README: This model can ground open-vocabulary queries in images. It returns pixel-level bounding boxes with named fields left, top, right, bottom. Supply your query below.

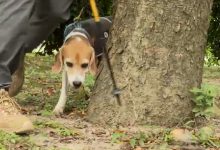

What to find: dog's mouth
left=73, top=84, right=81, bottom=89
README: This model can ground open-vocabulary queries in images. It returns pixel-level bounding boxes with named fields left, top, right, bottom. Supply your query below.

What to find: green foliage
left=0, top=130, right=37, bottom=149
left=111, top=132, right=125, bottom=143
left=129, top=132, right=147, bottom=148
left=40, top=109, right=54, bottom=117
left=65, top=73, right=95, bottom=112
left=208, top=0, right=220, bottom=59
left=84, top=73, right=95, bottom=94
left=0, top=131, right=21, bottom=149
left=196, top=126, right=220, bottom=148
left=71, top=98, right=89, bottom=111
left=163, top=130, right=174, bottom=143
left=34, top=120, right=62, bottom=129
left=85, top=73, right=95, bottom=89
left=197, top=127, right=214, bottom=143
left=129, top=138, right=137, bottom=148
left=111, top=131, right=148, bottom=148
left=204, top=46, right=219, bottom=67
left=190, top=84, right=219, bottom=118
left=56, top=127, right=74, bottom=137
left=203, top=66, right=220, bottom=79
left=34, top=120, right=75, bottom=137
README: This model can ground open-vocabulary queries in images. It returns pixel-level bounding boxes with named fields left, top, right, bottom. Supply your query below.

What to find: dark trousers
left=0, top=0, right=73, bottom=88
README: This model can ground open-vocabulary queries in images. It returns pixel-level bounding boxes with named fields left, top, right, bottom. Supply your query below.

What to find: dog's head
left=52, top=36, right=97, bottom=88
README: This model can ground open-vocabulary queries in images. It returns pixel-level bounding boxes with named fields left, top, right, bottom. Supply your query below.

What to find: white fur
left=53, top=71, right=68, bottom=115
left=67, top=73, right=85, bottom=87
left=63, top=59, right=88, bottom=86
left=53, top=58, right=89, bottom=115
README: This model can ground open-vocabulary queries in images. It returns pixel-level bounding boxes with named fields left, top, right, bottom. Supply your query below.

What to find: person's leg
left=0, top=0, right=35, bottom=133
left=0, top=0, right=34, bottom=88
left=0, top=0, right=73, bottom=88
left=25, top=0, right=73, bottom=51
left=8, top=0, right=73, bottom=96
left=0, top=0, right=73, bottom=133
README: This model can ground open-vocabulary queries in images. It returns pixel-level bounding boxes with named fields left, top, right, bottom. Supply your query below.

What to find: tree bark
left=88, top=0, right=213, bottom=126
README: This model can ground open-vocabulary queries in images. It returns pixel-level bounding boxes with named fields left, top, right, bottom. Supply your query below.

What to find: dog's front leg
left=53, top=71, right=68, bottom=116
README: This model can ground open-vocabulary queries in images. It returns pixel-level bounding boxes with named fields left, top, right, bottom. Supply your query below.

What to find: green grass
left=203, top=66, right=220, bottom=79
left=5, top=54, right=220, bottom=150
left=34, top=120, right=76, bottom=137
left=0, top=119, right=79, bottom=149
left=191, top=83, right=220, bottom=118
left=0, top=130, right=38, bottom=149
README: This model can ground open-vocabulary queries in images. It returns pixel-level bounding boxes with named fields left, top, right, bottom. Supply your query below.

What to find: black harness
left=63, top=17, right=111, bottom=57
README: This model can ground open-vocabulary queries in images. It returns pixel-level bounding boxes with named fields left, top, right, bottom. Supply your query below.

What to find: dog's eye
left=66, top=62, right=73, bottom=67
left=81, top=63, right=88, bottom=69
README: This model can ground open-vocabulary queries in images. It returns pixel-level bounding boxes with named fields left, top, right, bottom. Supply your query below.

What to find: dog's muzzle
left=72, top=81, right=82, bottom=88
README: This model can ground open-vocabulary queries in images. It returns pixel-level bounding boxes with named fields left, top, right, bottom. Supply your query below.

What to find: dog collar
left=64, top=28, right=93, bottom=46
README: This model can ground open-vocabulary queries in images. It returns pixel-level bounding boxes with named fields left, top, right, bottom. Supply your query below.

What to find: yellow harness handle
left=89, top=0, right=100, bottom=22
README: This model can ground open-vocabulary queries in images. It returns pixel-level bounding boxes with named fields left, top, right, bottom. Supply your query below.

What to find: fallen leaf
left=46, top=87, right=55, bottom=96
left=170, top=128, right=195, bottom=143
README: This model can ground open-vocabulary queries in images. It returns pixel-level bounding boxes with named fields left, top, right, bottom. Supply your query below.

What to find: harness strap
left=64, top=28, right=93, bottom=46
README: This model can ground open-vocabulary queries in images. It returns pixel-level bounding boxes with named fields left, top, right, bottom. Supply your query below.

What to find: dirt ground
left=1, top=54, right=220, bottom=150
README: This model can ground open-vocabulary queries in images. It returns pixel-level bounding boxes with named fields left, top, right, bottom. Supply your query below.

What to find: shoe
left=0, top=89, right=34, bottom=134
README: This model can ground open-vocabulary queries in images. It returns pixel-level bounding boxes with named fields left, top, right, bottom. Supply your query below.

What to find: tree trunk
left=88, top=0, right=213, bottom=126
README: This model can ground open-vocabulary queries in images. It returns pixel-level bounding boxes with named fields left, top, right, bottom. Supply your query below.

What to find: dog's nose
left=73, top=81, right=82, bottom=88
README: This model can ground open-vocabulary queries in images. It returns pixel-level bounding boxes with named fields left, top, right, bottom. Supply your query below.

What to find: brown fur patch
left=75, top=53, right=80, bottom=64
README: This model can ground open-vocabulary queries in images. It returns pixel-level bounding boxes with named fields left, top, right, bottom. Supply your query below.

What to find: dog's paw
left=53, top=107, right=64, bottom=117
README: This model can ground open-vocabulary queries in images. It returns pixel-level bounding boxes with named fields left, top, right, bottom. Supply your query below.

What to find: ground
left=1, top=54, right=220, bottom=150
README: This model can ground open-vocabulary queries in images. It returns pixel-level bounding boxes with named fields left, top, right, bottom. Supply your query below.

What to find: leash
left=89, top=0, right=122, bottom=106
left=103, top=46, right=122, bottom=106
left=89, top=0, right=100, bottom=22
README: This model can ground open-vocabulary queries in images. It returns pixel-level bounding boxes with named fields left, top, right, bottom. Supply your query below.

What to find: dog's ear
left=52, top=47, right=63, bottom=73
left=89, top=47, right=97, bottom=75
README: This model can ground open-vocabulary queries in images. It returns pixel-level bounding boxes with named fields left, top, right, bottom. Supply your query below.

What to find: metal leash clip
left=112, top=88, right=121, bottom=95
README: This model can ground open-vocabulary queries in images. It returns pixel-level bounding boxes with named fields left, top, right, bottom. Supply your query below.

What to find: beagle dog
left=52, top=17, right=112, bottom=115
